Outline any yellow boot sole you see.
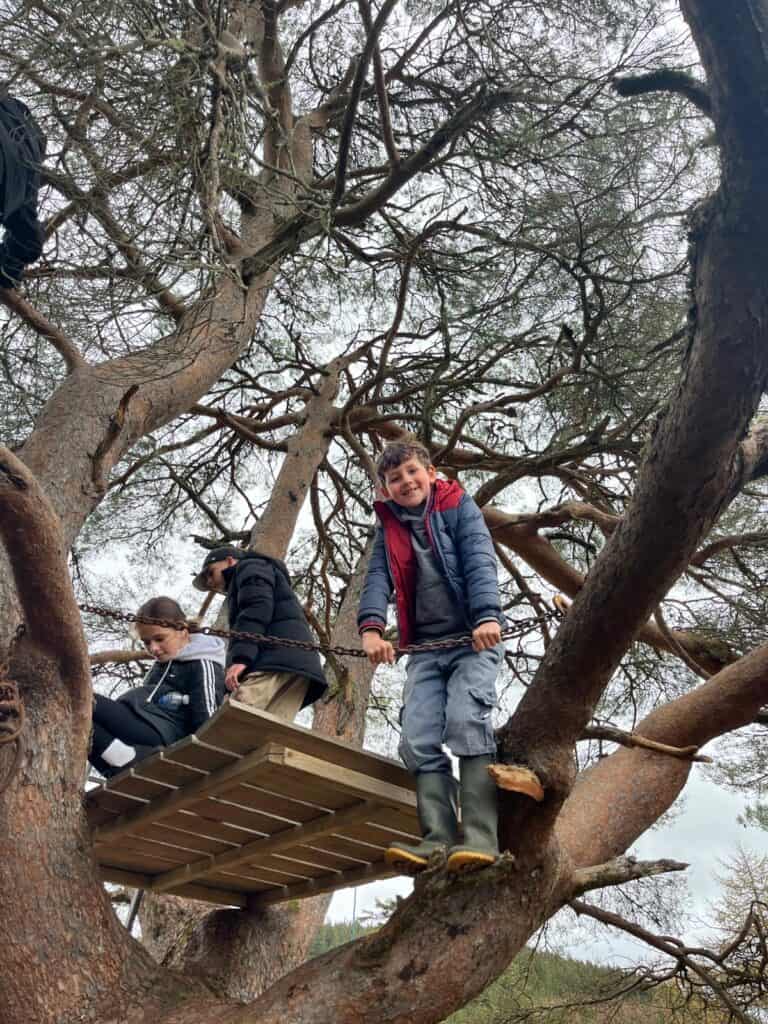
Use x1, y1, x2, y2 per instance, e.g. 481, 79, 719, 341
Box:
446, 848, 496, 873
384, 845, 429, 875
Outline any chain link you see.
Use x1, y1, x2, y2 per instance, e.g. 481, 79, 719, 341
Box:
78, 603, 554, 659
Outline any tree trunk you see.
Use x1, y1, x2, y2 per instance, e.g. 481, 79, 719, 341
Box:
140, 371, 376, 999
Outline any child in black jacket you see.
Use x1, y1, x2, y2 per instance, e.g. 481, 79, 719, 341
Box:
89, 596, 225, 778
193, 546, 327, 720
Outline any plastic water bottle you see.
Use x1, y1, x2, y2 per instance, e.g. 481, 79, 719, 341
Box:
156, 692, 190, 710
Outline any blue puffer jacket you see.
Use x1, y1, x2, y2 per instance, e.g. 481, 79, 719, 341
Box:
357, 478, 501, 647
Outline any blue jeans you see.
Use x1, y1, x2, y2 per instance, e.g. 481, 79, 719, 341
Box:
398, 645, 501, 773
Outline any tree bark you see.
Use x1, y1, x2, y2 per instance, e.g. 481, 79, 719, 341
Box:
141, 372, 377, 1000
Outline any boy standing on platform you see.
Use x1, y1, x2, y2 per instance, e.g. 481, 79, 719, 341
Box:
193, 546, 327, 721
358, 441, 505, 874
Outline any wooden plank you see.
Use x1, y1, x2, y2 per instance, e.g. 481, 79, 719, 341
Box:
128, 757, 206, 788
100, 863, 247, 907
335, 822, 396, 849
157, 882, 247, 907
280, 748, 416, 809
139, 823, 238, 857
196, 702, 415, 789
93, 744, 284, 845
102, 774, 175, 801
344, 820, 419, 848
207, 862, 311, 885
87, 788, 148, 816
158, 796, 289, 839
99, 865, 152, 889
257, 850, 345, 879
300, 834, 381, 864
99, 856, 280, 904
90, 743, 206, 797
87, 803, 123, 827
234, 770, 358, 814
369, 805, 420, 836
281, 843, 355, 872
178, 798, 274, 837
152, 800, 380, 893
99, 846, 181, 872
114, 834, 192, 865
148, 811, 259, 847
211, 783, 332, 823
199, 874, 275, 895
159, 737, 239, 774
253, 860, 397, 907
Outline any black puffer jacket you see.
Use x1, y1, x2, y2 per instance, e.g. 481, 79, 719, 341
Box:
0, 94, 45, 223
118, 634, 226, 745
224, 553, 327, 708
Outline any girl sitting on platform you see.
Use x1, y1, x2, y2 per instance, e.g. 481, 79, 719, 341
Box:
89, 596, 226, 778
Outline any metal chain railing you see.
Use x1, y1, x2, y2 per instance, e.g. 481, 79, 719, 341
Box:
78, 603, 555, 659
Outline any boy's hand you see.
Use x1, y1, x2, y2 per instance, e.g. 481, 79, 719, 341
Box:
362, 631, 396, 666
225, 662, 248, 692
472, 621, 501, 652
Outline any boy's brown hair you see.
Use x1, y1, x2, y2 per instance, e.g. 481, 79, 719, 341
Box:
376, 440, 432, 484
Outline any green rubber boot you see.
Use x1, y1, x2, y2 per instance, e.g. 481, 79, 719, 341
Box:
447, 754, 500, 873
385, 771, 459, 875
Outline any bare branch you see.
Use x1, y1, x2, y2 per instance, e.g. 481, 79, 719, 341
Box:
579, 722, 712, 762
570, 900, 755, 1024
569, 856, 688, 899
357, 0, 399, 165
0, 288, 86, 375
89, 648, 150, 667
333, 0, 400, 205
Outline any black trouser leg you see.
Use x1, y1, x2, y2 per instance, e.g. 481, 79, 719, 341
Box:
89, 697, 164, 776
91, 694, 163, 748
0, 200, 43, 286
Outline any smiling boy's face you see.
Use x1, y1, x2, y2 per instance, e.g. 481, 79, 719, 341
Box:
382, 457, 436, 508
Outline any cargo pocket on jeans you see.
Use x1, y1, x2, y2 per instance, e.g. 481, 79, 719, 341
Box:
467, 686, 496, 722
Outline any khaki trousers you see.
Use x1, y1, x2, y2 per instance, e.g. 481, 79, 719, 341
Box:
234, 671, 309, 722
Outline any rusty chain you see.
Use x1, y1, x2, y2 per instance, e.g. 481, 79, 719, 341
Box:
78, 603, 555, 658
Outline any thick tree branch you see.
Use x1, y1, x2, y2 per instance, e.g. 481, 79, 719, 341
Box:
614, 70, 713, 118
680, 0, 768, 163
558, 643, 768, 869
484, 506, 732, 676
691, 530, 768, 566
0, 288, 86, 375
0, 448, 89, 694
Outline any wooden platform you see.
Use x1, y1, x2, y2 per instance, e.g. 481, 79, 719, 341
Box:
85, 700, 419, 908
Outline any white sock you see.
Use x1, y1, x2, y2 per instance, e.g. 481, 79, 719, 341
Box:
101, 738, 136, 767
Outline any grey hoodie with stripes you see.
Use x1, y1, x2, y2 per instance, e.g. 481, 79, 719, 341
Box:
116, 633, 226, 744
